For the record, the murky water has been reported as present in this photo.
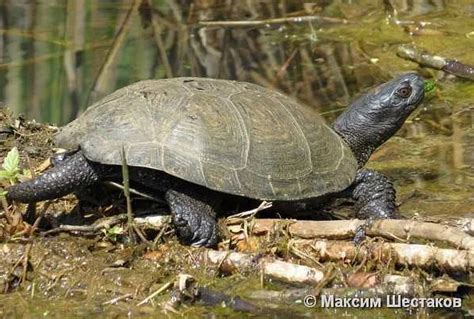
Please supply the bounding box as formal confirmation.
[0,0,473,317]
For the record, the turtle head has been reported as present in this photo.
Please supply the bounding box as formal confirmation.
[332,73,424,167]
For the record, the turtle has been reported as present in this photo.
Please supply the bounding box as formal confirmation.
[7,73,425,247]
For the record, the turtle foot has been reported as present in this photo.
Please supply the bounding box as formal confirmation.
[166,189,219,247]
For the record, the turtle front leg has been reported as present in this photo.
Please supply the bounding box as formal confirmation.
[351,169,399,219]
[165,188,220,247]
[345,169,399,242]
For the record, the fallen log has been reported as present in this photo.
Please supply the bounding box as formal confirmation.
[249,219,474,250]
[294,239,474,272]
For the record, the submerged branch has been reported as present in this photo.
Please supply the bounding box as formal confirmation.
[197,15,350,29]
[397,45,474,81]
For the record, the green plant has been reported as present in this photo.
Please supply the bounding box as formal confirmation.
[424,80,437,94]
[0,147,22,185]
[0,147,31,193]
[101,225,125,242]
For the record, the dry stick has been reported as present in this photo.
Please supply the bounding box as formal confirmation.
[4,243,33,290]
[132,224,150,245]
[226,201,272,220]
[42,214,128,235]
[86,0,141,105]
[104,181,167,204]
[121,147,135,243]
[302,240,474,273]
[397,44,474,81]
[250,219,474,251]
[102,293,134,305]
[134,215,171,228]
[0,191,10,216]
[196,249,325,285]
[42,214,171,236]
[197,15,350,28]
[271,48,298,88]
[21,243,32,285]
[137,281,173,306]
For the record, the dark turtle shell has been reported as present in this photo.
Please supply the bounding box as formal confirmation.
[55,78,358,200]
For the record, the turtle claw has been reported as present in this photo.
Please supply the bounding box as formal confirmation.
[173,212,218,247]
[191,238,210,248]
[353,220,372,245]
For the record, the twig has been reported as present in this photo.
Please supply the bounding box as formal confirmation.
[42,214,128,235]
[0,191,10,216]
[121,147,135,243]
[271,48,298,88]
[137,281,173,306]
[104,181,166,204]
[226,201,272,220]
[134,215,171,228]
[397,44,474,81]
[197,15,350,28]
[42,214,171,236]
[102,293,134,305]
[21,243,32,284]
[132,224,150,244]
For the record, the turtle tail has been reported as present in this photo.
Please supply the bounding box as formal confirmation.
[7,151,101,203]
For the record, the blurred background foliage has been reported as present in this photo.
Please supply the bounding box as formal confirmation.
[0,0,472,125]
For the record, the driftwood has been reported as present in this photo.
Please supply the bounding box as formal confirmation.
[196,249,325,285]
[250,218,474,250]
[294,240,474,272]
[397,44,474,81]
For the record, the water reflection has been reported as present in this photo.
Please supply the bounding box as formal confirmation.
[0,0,472,217]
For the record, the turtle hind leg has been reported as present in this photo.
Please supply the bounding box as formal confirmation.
[165,188,220,247]
[7,151,101,203]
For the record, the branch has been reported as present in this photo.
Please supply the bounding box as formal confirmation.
[196,249,325,285]
[298,240,474,272]
[197,15,350,29]
[250,218,474,250]
[397,44,474,81]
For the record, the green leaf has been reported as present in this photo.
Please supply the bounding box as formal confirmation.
[2,147,20,173]
[0,190,7,197]
[424,80,436,94]
[108,225,124,235]
[0,170,12,180]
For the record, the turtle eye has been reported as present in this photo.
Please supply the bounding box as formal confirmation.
[396,86,412,98]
